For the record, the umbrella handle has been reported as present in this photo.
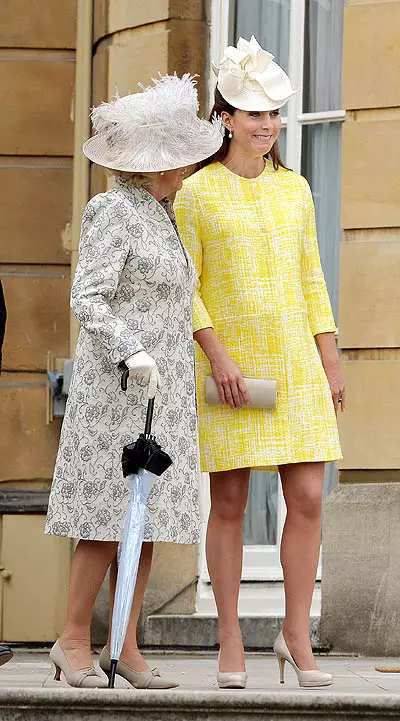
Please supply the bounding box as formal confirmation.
[121,368,129,392]
[120,361,130,391]
[120,362,154,436]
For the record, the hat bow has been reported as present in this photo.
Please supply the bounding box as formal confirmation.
[216,35,293,104]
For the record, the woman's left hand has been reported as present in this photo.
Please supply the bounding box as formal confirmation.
[323,358,345,414]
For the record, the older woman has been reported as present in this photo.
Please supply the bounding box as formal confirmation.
[45,74,222,689]
[175,38,344,689]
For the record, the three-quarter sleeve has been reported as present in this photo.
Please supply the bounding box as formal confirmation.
[174,183,214,333]
[71,199,144,363]
[301,181,337,336]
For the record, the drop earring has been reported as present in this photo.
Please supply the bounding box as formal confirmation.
[160,171,165,176]
[228,131,233,139]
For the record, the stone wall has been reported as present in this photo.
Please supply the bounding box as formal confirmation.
[321,0,400,654]
[0,0,75,481]
[0,0,76,641]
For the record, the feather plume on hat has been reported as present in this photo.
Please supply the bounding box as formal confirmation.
[83,74,224,172]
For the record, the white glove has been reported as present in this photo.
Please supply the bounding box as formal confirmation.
[125,351,161,399]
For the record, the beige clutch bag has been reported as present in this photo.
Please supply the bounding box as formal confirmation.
[205,376,277,409]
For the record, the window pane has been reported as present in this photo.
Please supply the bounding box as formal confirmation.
[324,462,338,499]
[235,0,291,73]
[303,0,344,113]
[301,121,341,318]
[277,126,287,165]
[243,471,278,545]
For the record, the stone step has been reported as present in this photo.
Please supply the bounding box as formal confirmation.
[143,614,321,650]
[0,687,399,720]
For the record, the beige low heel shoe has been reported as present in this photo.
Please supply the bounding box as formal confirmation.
[50,639,107,688]
[273,631,333,688]
[217,650,247,689]
[99,646,179,689]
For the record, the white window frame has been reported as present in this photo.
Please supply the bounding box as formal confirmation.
[207,0,346,173]
[285,0,346,172]
[196,0,344,617]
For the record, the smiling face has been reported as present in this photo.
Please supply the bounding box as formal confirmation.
[222,108,282,158]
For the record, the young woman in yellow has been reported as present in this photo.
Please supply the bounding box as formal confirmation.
[174,37,344,689]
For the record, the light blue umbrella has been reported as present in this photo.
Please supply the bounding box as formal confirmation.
[107,374,172,688]
[108,467,158,687]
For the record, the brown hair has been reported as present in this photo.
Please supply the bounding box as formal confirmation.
[200,88,289,171]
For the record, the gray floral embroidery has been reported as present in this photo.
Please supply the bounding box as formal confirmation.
[45,179,200,544]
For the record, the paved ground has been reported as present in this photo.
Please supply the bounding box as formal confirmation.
[1,648,399,694]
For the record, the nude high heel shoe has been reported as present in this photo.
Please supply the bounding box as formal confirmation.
[50,639,107,688]
[217,650,248,689]
[99,647,179,689]
[273,631,332,688]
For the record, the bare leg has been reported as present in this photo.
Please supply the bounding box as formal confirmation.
[107,541,154,671]
[207,468,250,672]
[60,539,118,670]
[279,462,325,670]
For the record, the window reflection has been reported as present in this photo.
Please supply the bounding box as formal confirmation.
[243,471,278,545]
[301,122,342,318]
[277,126,287,166]
[235,0,291,72]
[303,0,344,113]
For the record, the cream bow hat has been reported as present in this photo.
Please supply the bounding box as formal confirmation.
[83,74,224,172]
[213,35,297,111]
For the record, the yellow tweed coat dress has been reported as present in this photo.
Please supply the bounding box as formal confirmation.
[174,161,342,473]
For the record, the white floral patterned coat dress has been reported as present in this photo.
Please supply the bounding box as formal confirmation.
[45,178,200,543]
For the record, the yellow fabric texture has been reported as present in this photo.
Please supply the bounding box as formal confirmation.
[174,161,342,473]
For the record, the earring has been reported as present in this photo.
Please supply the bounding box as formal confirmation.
[228,131,233,139]
[160,171,165,176]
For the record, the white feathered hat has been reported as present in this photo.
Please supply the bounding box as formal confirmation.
[83,74,224,172]
[213,35,297,111]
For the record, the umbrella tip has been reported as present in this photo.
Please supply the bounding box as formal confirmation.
[107,659,118,688]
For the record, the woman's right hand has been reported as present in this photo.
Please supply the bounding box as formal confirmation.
[210,351,250,409]
[125,351,161,399]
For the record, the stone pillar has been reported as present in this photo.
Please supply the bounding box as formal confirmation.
[320,0,400,655]
[91,0,210,195]
[0,0,76,640]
